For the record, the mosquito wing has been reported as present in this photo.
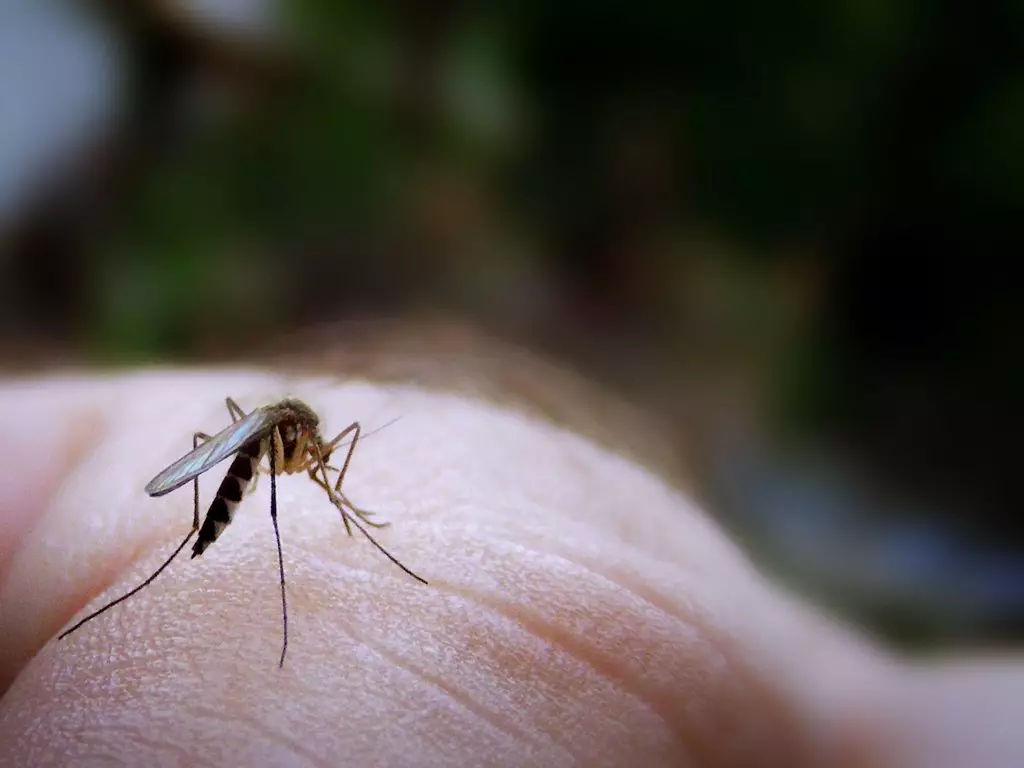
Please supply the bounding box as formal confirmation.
[145,406,278,497]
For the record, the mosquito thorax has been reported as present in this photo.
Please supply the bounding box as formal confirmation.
[274,398,320,429]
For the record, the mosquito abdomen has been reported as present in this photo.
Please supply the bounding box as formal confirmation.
[192,438,264,558]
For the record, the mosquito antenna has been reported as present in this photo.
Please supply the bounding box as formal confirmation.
[330,415,404,455]
[58,530,197,640]
[269,427,289,668]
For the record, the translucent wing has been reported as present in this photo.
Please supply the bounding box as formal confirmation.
[145,406,278,497]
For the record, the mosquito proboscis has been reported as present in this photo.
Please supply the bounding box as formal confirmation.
[57,397,426,667]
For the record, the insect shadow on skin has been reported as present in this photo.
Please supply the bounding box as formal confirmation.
[58,397,427,667]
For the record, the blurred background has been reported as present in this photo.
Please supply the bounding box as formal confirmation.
[1,0,1020,651]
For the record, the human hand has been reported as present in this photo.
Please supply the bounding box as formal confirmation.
[1,368,1020,766]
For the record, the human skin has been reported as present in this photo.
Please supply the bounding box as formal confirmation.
[0,369,1021,767]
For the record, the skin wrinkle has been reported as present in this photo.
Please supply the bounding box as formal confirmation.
[186,703,337,768]
[461,528,822,765]
[75,726,204,767]
[302,503,767,763]
[274,618,540,766]
[419,524,760,749]
[597,562,810,764]
[358,403,831,765]
[508,538,812,763]
[443,584,701,763]
[325,609,559,760]
[290,549,680,765]
[280,543,559,756]
[61,646,316,766]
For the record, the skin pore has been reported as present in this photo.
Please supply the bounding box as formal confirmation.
[0,355,1020,766]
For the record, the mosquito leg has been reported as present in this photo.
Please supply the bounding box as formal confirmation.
[301,429,388,530]
[225,397,246,422]
[58,430,208,641]
[337,494,389,528]
[323,478,388,529]
[300,416,402,480]
[250,456,273,493]
[331,425,391,529]
[308,472,352,536]
[247,410,278,494]
[325,422,360,494]
[268,426,288,668]
[325,422,387,528]
[311,444,427,585]
[190,432,213,529]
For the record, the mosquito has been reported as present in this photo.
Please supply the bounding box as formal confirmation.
[58,397,427,667]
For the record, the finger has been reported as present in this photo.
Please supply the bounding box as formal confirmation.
[1,370,875,766]
[0,377,107,586]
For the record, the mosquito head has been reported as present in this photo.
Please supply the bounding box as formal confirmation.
[272,399,322,474]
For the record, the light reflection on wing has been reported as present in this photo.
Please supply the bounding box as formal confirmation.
[145,407,277,496]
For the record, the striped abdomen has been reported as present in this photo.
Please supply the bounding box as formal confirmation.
[192,437,265,558]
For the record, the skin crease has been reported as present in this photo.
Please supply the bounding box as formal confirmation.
[0,370,1021,767]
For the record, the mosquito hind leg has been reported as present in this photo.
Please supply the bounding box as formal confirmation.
[58,430,208,641]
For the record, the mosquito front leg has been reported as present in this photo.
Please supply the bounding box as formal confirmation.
[307,472,389,536]
[304,423,387,531]
[326,422,360,494]
[310,442,427,585]
[301,416,401,486]
[338,494,389,528]
[325,423,390,528]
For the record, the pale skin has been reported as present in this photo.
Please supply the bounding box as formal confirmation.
[0,371,1021,766]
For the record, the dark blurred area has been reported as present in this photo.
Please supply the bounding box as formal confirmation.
[1,0,1020,650]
